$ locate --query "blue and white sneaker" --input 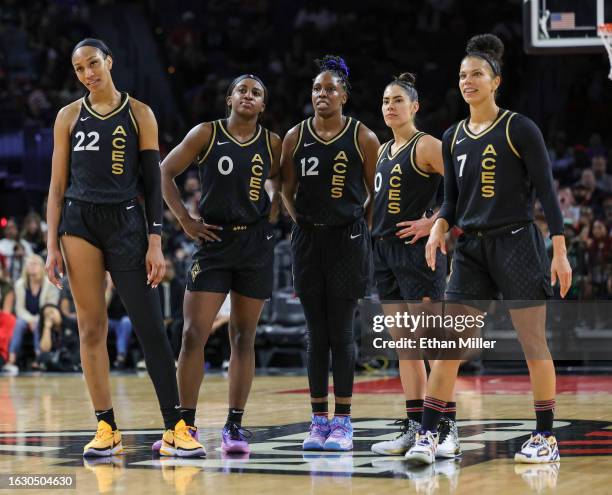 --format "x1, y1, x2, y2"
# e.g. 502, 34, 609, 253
323, 416, 353, 451
514, 432, 560, 463
303, 415, 331, 450
405, 430, 438, 465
